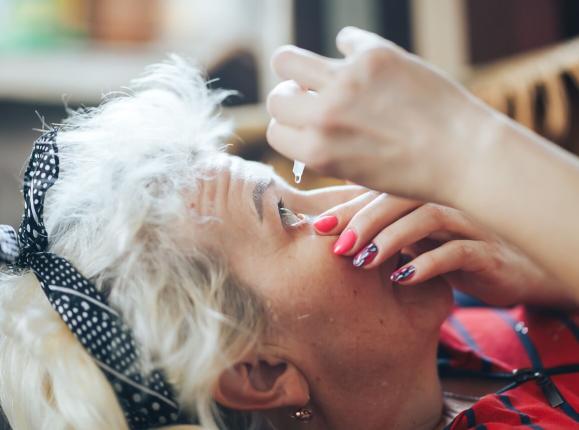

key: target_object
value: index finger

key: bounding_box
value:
[299,185,369,214]
[313,190,381,235]
[271,45,337,91]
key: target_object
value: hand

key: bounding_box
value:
[314,193,568,308]
[267,27,495,204]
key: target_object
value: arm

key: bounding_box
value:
[267,27,579,300]
[448,107,579,300]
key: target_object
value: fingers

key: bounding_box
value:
[363,205,486,267]
[337,195,421,256]
[300,185,369,214]
[271,45,336,91]
[336,26,396,57]
[267,80,320,128]
[312,191,380,235]
[313,193,421,263]
[390,240,490,285]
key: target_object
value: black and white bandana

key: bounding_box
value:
[0,129,186,428]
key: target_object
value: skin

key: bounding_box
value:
[266,26,579,302]
[178,152,579,429]
[185,154,574,429]
[189,154,454,430]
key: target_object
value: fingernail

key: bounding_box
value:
[313,215,338,233]
[333,229,357,255]
[390,265,416,283]
[353,243,378,267]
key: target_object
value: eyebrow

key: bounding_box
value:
[252,178,274,222]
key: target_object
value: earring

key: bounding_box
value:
[290,407,313,423]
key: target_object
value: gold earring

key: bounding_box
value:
[290,407,313,423]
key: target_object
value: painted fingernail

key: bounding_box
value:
[353,243,378,267]
[333,229,357,255]
[390,265,416,283]
[313,215,338,233]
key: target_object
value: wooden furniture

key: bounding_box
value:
[468,37,579,153]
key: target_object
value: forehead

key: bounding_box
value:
[199,154,276,183]
[188,154,279,221]
[185,154,282,255]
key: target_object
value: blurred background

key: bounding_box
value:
[1,0,579,228]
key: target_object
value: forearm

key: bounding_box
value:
[450,108,579,301]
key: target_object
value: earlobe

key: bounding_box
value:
[213,356,309,412]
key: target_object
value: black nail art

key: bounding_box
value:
[391,265,416,282]
[353,243,378,267]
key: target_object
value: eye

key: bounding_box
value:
[277,198,305,227]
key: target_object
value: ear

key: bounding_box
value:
[213,355,310,411]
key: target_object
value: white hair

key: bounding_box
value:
[0,56,265,429]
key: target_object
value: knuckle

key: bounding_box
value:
[426,204,447,228]
[420,251,437,271]
[333,71,361,101]
[456,242,475,260]
[341,73,362,94]
[314,104,341,131]
[359,47,395,77]
[382,228,401,253]
[485,242,504,272]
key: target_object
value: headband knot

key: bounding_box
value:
[0,225,19,266]
[0,128,57,271]
[0,129,185,428]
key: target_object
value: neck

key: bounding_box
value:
[266,280,454,430]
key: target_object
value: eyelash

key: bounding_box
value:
[277,198,303,227]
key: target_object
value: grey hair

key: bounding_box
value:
[0,56,265,429]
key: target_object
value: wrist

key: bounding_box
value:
[434,97,506,208]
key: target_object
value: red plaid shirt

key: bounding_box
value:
[440,306,579,430]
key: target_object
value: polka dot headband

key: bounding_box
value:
[0,129,186,428]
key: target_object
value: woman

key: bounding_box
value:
[0,58,577,430]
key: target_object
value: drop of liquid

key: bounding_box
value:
[294,175,302,184]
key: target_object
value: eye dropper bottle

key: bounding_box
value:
[293,160,305,184]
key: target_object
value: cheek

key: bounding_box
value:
[263,235,403,338]
[297,236,399,308]
[268,240,420,382]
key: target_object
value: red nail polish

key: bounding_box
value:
[333,229,357,255]
[313,215,338,233]
[390,265,416,283]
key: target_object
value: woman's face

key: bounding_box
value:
[190,155,453,428]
